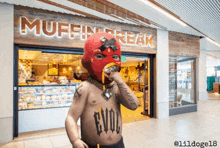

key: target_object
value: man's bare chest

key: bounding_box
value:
[86,83,120,106]
[82,86,122,136]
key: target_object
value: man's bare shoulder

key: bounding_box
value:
[78,80,92,90]
[74,80,91,97]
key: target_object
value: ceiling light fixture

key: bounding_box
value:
[111,14,138,25]
[125,17,142,25]
[125,17,139,23]
[133,18,150,26]
[139,0,186,26]
[110,14,125,21]
[206,37,220,47]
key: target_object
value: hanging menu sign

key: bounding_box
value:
[14,6,157,53]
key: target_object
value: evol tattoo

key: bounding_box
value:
[93,108,120,136]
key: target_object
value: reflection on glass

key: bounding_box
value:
[169,56,196,108]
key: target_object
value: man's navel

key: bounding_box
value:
[107,136,113,141]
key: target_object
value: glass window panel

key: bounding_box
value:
[169,56,196,108]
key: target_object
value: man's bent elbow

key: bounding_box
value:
[131,99,139,110]
[131,105,138,111]
[129,102,139,111]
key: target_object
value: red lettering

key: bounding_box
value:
[136,33,145,45]
[105,29,115,36]
[146,35,154,47]
[95,27,101,33]
[42,20,56,36]
[58,22,69,37]
[127,32,136,45]
[20,17,155,48]
[116,31,126,44]
[81,26,86,40]
[87,26,95,39]
[70,24,81,39]
[21,17,40,35]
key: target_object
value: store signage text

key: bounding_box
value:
[20,17,155,48]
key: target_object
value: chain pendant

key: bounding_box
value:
[102,89,113,101]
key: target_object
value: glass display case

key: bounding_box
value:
[18,84,80,110]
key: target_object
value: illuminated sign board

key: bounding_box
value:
[20,17,155,48]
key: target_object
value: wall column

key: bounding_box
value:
[198,38,220,100]
[0,3,14,143]
[156,29,169,118]
[198,38,208,100]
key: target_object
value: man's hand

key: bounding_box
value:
[109,71,139,110]
[108,72,123,83]
[72,139,89,148]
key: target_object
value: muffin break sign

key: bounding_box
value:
[20,17,155,48]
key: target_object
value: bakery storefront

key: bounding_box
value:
[13,6,157,137]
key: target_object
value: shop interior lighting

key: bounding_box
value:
[63,67,67,73]
[139,0,186,26]
[206,37,220,47]
[77,57,81,70]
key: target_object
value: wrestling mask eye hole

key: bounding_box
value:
[111,55,120,61]
[94,54,106,59]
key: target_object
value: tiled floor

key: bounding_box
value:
[1,92,220,148]
[121,104,150,124]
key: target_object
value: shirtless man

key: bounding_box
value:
[65,33,139,148]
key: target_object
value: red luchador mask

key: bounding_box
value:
[81,33,121,83]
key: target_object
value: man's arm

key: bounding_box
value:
[109,72,139,110]
[65,82,89,148]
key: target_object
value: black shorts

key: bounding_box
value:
[84,137,125,148]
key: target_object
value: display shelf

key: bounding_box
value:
[19,106,71,111]
[18,84,77,111]
[19,99,73,103]
[18,84,80,87]
[19,92,74,95]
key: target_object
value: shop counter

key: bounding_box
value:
[19,107,80,133]
[18,84,80,133]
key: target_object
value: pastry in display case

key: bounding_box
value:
[18,84,79,110]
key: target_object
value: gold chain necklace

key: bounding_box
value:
[86,75,114,100]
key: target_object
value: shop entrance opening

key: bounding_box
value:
[13,45,154,137]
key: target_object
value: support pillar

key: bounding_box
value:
[156,29,169,118]
[0,3,14,143]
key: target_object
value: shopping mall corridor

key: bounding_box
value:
[1,92,220,148]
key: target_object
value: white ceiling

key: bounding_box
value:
[1,0,220,66]
[154,0,220,43]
